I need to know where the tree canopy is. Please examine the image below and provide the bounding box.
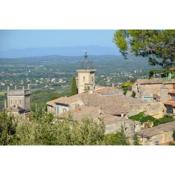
[114,30,175,68]
[0,111,132,145]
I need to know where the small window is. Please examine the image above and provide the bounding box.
[63,108,67,113]
[155,141,159,145]
[171,95,175,101]
[83,76,85,82]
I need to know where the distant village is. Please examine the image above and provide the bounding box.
[3,52,175,145]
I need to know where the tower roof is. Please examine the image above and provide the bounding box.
[80,51,94,69]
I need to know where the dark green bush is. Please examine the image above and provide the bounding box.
[129,112,174,126]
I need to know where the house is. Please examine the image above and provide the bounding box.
[47,87,145,135]
[164,90,175,114]
[60,105,141,135]
[138,121,175,145]
[132,78,175,103]
[47,94,84,116]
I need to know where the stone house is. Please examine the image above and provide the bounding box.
[164,90,175,114]
[60,105,141,136]
[132,78,175,103]
[138,121,175,145]
[47,94,84,116]
[47,87,144,135]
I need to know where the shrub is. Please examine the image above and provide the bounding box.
[129,112,175,126]
[131,91,136,98]
[0,112,17,145]
[104,126,129,145]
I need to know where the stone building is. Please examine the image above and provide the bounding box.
[164,90,175,114]
[76,51,96,94]
[138,121,175,145]
[4,85,31,116]
[47,87,144,135]
[47,94,84,116]
[77,69,96,94]
[132,78,175,103]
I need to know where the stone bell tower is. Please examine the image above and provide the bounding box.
[76,51,96,94]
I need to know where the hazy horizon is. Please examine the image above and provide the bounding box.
[0,30,120,57]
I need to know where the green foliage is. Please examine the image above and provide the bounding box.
[129,112,155,124]
[31,104,46,120]
[131,91,136,98]
[149,69,169,78]
[34,115,105,145]
[104,126,129,145]
[0,92,5,111]
[0,112,16,145]
[13,120,36,145]
[113,30,128,58]
[154,115,174,126]
[0,112,105,145]
[71,76,78,95]
[133,134,140,145]
[173,130,175,141]
[114,30,175,68]
[121,81,134,95]
[129,112,174,126]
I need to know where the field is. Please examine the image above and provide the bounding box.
[0,54,157,110]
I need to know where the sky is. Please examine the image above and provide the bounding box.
[0,30,116,51]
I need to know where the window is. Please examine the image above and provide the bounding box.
[83,76,85,82]
[63,108,67,113]
[166,105,173,114]
[91,76,94,82]
[171,95,175,101]
[155,141,159,145]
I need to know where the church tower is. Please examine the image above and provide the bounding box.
[76,51,96,94]
[5,85,31,115]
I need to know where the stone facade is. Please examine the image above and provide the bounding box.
[5,86,31,116]
[138,121,175,145]
[76,69,96,94]
[132,79,175,103]
[47,95,84,116]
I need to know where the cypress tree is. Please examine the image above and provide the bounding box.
[71,76,78,95]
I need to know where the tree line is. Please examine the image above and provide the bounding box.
[0,110,140,145]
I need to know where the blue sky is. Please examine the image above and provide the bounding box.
[0,30,116,51]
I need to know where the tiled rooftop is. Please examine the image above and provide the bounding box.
[139,121,175,138]
[136,78,175,85]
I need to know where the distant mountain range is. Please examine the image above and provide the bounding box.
[0,45,119,58]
